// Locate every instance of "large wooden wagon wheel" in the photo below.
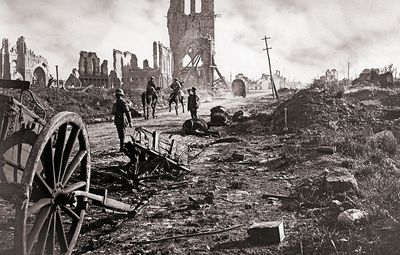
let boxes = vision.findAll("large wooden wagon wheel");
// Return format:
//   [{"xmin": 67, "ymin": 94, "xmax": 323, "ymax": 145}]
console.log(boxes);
[{"xmin": 14, "ymin": 112, "xmax": 91, "ymax": 255}]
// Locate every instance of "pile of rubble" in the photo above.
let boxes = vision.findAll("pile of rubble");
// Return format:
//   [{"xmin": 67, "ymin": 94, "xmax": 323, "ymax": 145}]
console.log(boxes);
[
  {"xmin": 22, "ymin": 86, "xmax": 142, "ymax": 122},
  {"xmin": 271, "ymin": 88, "xmax": 383, "ymax": 133}
]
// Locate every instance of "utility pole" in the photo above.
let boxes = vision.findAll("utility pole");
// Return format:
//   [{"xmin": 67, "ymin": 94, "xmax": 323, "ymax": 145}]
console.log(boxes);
[
  {"xmin": 347, "ymin": 62, "xmax": 350, "ymax": 80},
  {"xmin": 55, "ymin": 65, "xmax": 59, "ymax": 88},
  {"xmin": 262, "ymin": 36, "xmax": 279, "ymax": 99}
]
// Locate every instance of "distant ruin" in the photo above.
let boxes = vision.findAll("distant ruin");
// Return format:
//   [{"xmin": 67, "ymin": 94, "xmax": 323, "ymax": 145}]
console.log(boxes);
[
  {"xmin": 111, "ymin": 41, "xmax": 173, "ymax": 89},
  {"xmin": 0, "ymin": 36, "xmax": 49, "ymax": 86},
  {"xmin": 78, "ymin": 51, "xmax": 108, "ymax": 87},
  {"xmin": 167, "ymin": 0, "xmax": 216, "ymax": 90}
]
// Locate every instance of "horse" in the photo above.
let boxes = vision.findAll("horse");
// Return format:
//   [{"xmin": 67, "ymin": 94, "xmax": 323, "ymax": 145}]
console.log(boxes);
[
  {"xmin": 141, "ymin": 87, "xmax": 161, "ymax": 119},
  {"xmin": 168, "ymin": 91, "xmax": 185, "ymax": 116}
]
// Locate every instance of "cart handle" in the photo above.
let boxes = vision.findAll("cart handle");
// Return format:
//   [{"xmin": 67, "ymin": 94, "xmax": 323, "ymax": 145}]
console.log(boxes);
[{"xmin": 73, "ymin": 190, "xmax": 135, "ymax": 213}]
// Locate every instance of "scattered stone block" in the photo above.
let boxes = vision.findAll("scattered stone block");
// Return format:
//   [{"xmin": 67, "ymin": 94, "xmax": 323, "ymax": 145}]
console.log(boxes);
[
  {"xmin": 317, "ymin": 146, "xmax": 336, "ymax": 154},
  {"xmin": 323, "ymin": 168, "xmax": 359, "ymax": 193},
  {"xmin": 232, "ymin": 152, "xmax": 245, "ymax": 161},
  {"xmin": 329, "ymin": 200, "xmax": 344, "ymax": 212},
  {"xmin": 247, "ymin": 221, "xmax": 285, "ymax": 243},
  {"xmin": 338, "ymin": 209, "xmax": 367, "ymax": 226},
  {"xmin": 244, "ymin": 203, "xmax": 252, "ymax": 209}
]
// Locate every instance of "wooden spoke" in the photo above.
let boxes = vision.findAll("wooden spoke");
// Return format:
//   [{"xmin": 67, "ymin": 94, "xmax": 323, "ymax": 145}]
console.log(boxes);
[
  {"xmin": 61, "ymin": 205, "xmax": 80, "ymax": 222},
  {"xmin": 56, "ymin": 209, "xmax": 69, "ymax": 252},
  {"xmin": 34, "ymin": 172, "xmax": 52, "ymax": 195},
  {"xmin": 35, "ymin": 211, "xmax": 53, "ymax": 255},
  {"xmin": 46, "ymin": 213, "xmax": 56, "ymax": 255},
  {"xmin": 42, "ymin": 138, "xmax": 55, "ymax": 188},
  {"xmin": 62, "ymin": 151, "xmax": 87, "ymax": 186},
  {"xmin": 27, "ymin": 198, "xmax": 52, "ymax": 217},
  {"xmin": 54, "ymin": 124, "xmax": 68, "ymax": 183},
  {"xmin": 26, "ymin": 206, "xmax": 52, "ymax": 254},
  {"xmin": 64, "ymin": 181, "xmax": 86, "ymax": 193},
  {"xmin": 60, "ymin": 126, "xmax": 80, "ymax": 182},
  {"xmin": 0, "ymin": 161, "xmax": 8, "ymax": 183}
]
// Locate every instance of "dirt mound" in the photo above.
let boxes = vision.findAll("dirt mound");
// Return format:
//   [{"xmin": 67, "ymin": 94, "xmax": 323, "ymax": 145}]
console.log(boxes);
[
  {"xmin": 3, "ymin": 86, "xmax": 145, "ymax": 123},
  {"xmin": 271, "ymin": 88, "xmax": 382, "ymax": 133}
]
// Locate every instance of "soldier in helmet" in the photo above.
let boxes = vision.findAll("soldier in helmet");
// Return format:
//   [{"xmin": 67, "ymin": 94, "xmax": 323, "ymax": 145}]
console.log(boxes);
[
  {"xmin": 147, "ymin": 76, "xmax": 156, "ymax": 94},
  {"xmin": 112, "ymin": 88, "xmax": 133, "ymax": 152},
  {"xmin": 188, "ymin": 87, "xmax": 200, "ymax": 119},
  {"xmin": 169, "ymin": 78, "xmax": 183, "ymax": 101}
]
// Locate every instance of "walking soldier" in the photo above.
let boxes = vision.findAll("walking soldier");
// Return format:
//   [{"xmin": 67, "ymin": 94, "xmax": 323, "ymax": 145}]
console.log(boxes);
[{"xmin": 112, "ymin": 88, "xmax": 133, "ymax": 152}]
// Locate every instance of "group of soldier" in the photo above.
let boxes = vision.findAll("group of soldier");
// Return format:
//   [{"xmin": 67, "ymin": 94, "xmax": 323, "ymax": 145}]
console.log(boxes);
[{"xmin": 112, "ymin": 77, "xmax": 200, "ymax": 152}]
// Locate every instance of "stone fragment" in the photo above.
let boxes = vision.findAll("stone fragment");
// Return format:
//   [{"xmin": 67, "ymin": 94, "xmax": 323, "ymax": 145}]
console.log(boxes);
[
  {"xmin": 232, "ymin": 153, "xmax": 245, "ymax": 161},
  {"xmin": 323, "ymin": 168, "xmax": 359, "ymax": 193},
  {"xmin": 329, "ymin": 200, "xmax": 344, "ymax": 212},
  {"xmin": 317, "ymin": 146, "xmax": 337, "ymax": 154},
  {"xmin": 247, "ymin": 221, "xmax": 285, "ymax": 243},
  {"xmin": 338, "ymin": 209, "xmax": 367, "ymax": 225}
]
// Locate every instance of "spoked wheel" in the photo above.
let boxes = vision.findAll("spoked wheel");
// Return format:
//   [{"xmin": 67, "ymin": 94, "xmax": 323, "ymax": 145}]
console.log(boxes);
[
  {"xmin": 14, "ymin": 112, "xmax": 90, "ymax": 255},
  {"xmin": 0, "ymin": 130, "xmax": 38, "ymax": 253}
]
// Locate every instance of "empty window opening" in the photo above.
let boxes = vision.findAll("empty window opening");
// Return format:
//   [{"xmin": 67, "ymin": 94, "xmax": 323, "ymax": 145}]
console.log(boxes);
[
  {"xmin": 197, "ymin": 57, "xmax": 203, "ymax": 67},
  {"xmin": 182, "ymin": 54, "xmax": 192, "ymax": 67},
  {"xmin": 195, "ymin": 0, "xmax": 202, "ymax": 13},
  {"xmin": 184, "ymin": 0, "xmax": 190, "ymax": 14},
  {"xmin": 92, "ymin": 58, "xmax": 97, "ymax": 75}
]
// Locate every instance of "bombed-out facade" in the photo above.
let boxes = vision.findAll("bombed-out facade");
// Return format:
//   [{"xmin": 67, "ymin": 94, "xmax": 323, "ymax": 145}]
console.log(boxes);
[
  {"xmin": 111, "ymin": 41, "xmax": 173, "ymax": 89},
  {"xmin": 0, "ymin": 36, "xmax": 49, "ymax": 86},
  {"xmin": 167, "ymin": 0, "xmax": 215, "ymax": 90},
  {"xmin": 78, "ymin": 51, "xmax": 108, "ymax": 87}
]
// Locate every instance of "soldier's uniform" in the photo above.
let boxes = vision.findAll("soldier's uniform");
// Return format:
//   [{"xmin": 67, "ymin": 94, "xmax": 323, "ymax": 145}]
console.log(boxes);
[
  {"xmin": 113, "ymin": 88, "xmax": 132, "ymax": 152},
  {"xmin": 169, "ymin": 78, "xmax": 183, "ymax": 100},
  {"xmin": 188, "ymin": 87, "xmax": 200, "ymax": 119},
  {"xmin": 147, "ymin": 77, "xmax": 156, "ymax": 94}
]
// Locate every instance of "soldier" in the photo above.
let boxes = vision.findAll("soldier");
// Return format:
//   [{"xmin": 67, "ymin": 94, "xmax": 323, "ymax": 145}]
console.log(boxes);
[
  {"xmin": 188, "ymin": 87, "xmax": 200, "ymax": 119},
  {"xmin": 112, "ymin": 88, "xmax": 133, "ymax": 152},
  {"xmin": 146, "ymin": 76, "xmax": 156, "ymax": 94},
  {"xmin": 169, "ymin": 78, "xmax": 183, "ymax": 100}
]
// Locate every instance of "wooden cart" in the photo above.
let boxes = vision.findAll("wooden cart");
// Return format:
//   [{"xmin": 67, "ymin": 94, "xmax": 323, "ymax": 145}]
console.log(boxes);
[{"xmin": 0, "ymin": 80, "xmax": 134, "ymax": 255}]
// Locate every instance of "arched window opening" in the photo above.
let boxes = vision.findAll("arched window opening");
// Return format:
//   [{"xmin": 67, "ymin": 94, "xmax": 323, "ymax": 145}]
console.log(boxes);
[
  {"xmin": 195, "ymin": 0, "xmax": 202, "ymax": 13},
  {"xmin": 197, "ymin": 57, "xmax": 203, "ymax": 67},
  {"xmin": 182, "ymin": 54, "xmax": 192, "ymax": 67},
  {"xmin": 92, "ymin": 58, "xmax": 97, "ymax": 75},
  {"xmin": 83, "ymin": 58, "xmax": 88, "ymax": 74},
  {"xmin": 184, "ymin": 0, "xmax": 190, "ymax": 14}
]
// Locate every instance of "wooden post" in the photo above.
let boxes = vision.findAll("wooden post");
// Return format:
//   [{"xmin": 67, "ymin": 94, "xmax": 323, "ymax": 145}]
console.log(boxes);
[
  {"xmin": 262, "ymin": 36, "xmax": 279, "ymax": 99},
  {"xmin": 152, "ymin": 131, "xmax": 159, "ymax": 152},
  {"xmin": 55, "ymin": 65, "xmax": 59, "ymax": 88},
  {"xmin": 169, "ymin": 139, "xmax": 176, "ymax": 157}
]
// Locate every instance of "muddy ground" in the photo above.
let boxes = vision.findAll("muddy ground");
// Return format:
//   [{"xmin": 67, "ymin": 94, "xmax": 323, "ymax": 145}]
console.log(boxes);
[
  {"xmin": 70, "ymin": 91, "xmax": 308, "ymax": 255},
  {"xmin": 3, "ymin": 87, "xmax": 398, "ymax": 254}
]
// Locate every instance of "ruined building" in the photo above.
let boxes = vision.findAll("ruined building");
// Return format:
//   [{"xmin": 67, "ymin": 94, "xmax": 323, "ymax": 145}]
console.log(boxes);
[
  {"xmin": 78, "ymin": 51, "xmax": 108, "ymax": 87},
  {"xmin": 111, "ymin": 41, "xmax": 173, "ymax": 89},
  {"xmin": 0, "ymin": 36, "xmax": 49, "ymax": 86},
  {"xmin": 167, "ymin": 0, "xmax": 216, "ymax": 90}
]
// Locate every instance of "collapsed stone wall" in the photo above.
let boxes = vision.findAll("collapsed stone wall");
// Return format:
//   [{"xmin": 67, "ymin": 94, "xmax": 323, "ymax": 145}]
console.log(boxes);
[
  {"xmin": 78, "ymin": 51, "xmax": 108, "ymax": 87},
  {"xmin": 0, "ymin": 36, "xmax": 49, "ymax": 86},
  {"xmin": 112, "ymin": 42, "xmax": 173, "ymax": 89}
]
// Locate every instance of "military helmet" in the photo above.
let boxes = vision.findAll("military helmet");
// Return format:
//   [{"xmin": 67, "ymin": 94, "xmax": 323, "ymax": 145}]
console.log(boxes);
[
  {"xmin": 115, "ymin": 88, "xmax": 125, "ymax": 96},
  {"xmin": 192, "ymin": 87, "xmax": 197, "ymax": 91}
]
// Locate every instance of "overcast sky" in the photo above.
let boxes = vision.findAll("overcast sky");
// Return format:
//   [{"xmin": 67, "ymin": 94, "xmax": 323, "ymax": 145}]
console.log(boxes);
[{"xmin": 1, "ymin": 0, "xmax": 399, "ymax": 83}]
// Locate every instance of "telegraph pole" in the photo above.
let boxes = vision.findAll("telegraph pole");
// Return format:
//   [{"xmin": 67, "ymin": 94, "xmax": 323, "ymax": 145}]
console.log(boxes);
[
  {"xmin": 55, "ymin": 65, "xmax": 59, "ymax": 88},
  {"xmin": 347, "ymin": 62, "xmax": 350, "ymax": 80},
  {"xmin": 262, "ymin": 36, "xmax": 279, "ymax": 99}
]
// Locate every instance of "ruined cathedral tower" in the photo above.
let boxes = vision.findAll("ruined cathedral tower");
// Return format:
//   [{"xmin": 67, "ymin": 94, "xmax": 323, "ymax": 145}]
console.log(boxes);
[{"xmin": 167, "ymin": 0, "xmax": 215, "ymax": 90}]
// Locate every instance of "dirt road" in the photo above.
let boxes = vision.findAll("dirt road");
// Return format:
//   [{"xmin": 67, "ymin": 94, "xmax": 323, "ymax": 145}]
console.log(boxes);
[{"xmin": 74, "ymin": 91, "xmax": 299, "ymax": 255}]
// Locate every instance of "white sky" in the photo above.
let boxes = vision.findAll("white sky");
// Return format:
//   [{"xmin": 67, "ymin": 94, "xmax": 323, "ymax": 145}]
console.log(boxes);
[{"xmin": 1, "ymin": 0, "xmax": 400, "ymax": 83}]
